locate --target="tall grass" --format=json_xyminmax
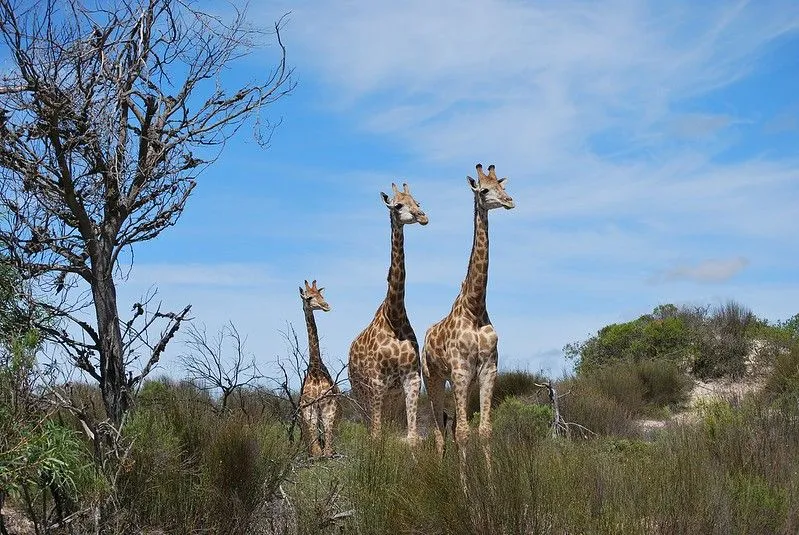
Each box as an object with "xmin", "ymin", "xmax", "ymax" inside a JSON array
[
  {"xmin": 113, "ymin": 378, "xmax": 299, "ymax": 533},
  {"xmin": 288, "ymin": 393, "xmax": 799, "ymax": 534}
]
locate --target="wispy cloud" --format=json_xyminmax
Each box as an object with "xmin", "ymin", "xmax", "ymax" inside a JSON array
[
  {"xmin": 127, "ymin": 1, "xmax": 799, "ymax": 378},
  {"xmin": 651, "ymin": 257, "xmax": 751, "ymax": 284}
]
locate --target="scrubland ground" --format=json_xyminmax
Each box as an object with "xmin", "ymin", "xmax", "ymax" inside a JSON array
[{"xmin": 3, "ymin": 303, "xmax": 799, "ymax": 534}]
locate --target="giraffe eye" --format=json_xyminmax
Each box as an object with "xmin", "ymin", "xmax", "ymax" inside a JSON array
[
  {"xmin": 480, "ymin": 188, "xmax": 489, "ymax": 195},
  {"xmin": 394, "ymin": 203, "xmax": 404, "ymax": 210}
]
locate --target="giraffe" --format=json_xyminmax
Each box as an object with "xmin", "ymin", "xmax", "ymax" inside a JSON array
[
  {"xmin": 348, "ymin": 182, "xmax": 428, "ymax": 445},
  {"xmin": 421, "ymin": 163, "xmax": 515, "ymax": 458},
  {"xmin": 298, "ymin": 279, "xmax": 340, "ymax": 458}
]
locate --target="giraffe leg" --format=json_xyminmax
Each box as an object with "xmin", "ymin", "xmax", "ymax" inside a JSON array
[
  {"xmin": 423, "ymin": 371, "xmax": 447, "ymax": 457},
  {"xmin": 401, "ymin": 372, "xmax": 421, "ymax": 446},
  {"xmin": 478, "ymin": 355, "xmax": 498, "ymax": 464},
  {"xmin": 301, "ymin": 402, "xmax": 322, "ymax": 457},
  {"xmin": 320, "ymin": 397, "xmax": 338, "ymax": 457},
  {"xmin": 451, "ymin": 371, "xmax": 472, "ymax": 461},
  {"xmin": 369, "ymin": 385, "xmax": 386, "ymax": 440}
]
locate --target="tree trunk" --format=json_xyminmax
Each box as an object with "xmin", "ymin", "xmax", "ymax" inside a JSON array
[{"xmin": 92, "ymin": 261, "xmax": 127, "ymax": 426}]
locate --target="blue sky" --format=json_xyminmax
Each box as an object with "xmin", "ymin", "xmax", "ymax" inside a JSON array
[{"xmin": 117, "ymin": 0, "xmax": 799, "ymax": 382}]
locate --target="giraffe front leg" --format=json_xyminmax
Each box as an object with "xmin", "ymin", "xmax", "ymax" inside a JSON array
[
  {"xmin": 451, "ymin": 371, "xmax": 472, "ymax": 461},
  {"xmin": 301, "ymin": 402, "xmax": 322, "ymax": 457},
  {"xmin": 423, "ymin": 371, "xmax": 447, "ymax": 457},
  {"xmin": 369, "ymin": 384, "xmax": 386, "ymax": 440},
  {"xmin": 401, "ymin": 372, "xmax": 421, "ymax": 446},
  {"xmin": 478, "ymin": 355, "xmax": 498, "ymax": 464},
  {"xmin": 320, "ymin": 398, "xmax": 339, "ymax": 457}
]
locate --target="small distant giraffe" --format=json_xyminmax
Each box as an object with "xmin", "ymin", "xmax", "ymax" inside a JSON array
[
  {"xmin": 298, "ymin": 279, "xmax": 340, "ymax": 457},
  {"xmin": 422, "ymin": 164, "xmax": 515, "ymax": 457},
  {"xmin": 348, "ymin": 183, "xmax": 428, "ymax": 444}
]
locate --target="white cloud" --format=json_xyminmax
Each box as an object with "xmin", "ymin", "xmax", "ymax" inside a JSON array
[
  {"xmin": 652, "ymin": 257, "xmax": 751, "ymax": 284},
  {"xmin": 129, "ymin": 0, "xmax": 799, "ymax": 380}
]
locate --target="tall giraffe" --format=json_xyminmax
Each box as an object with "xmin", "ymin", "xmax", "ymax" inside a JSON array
[
  {"xmin": 298, "ymin": 279, "xmax": 339, "ymax": 457},
  {"xmin": 348, "ymin": 183, "xmax": 428, "ymax": 444},
  {"xmin": 422, "ymin": 164, "xmax": 515, "ymax": 457}
]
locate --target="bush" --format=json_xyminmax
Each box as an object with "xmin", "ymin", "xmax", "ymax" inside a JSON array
[
  {"xmin": 763, "ymin": 341, "xmax": 799, "ymax": 402},
  {"xmin": 117, "ymin": 380, "xmax": 298, "ymax": 533},
  {"xmin": 558, "ymin": 360, "xmax": 692, "ymax": 434},
  {"xmin": 557, "ymin": 376, "xmax": 636, "ymax": 437},
  {"xmin": 691, "ymin": 301, "xmax": 754, "ymax": 379},
  {"xmin": 565, "ymin": 304, "xmax": 693, "ymax": 373},
  {"xmin": 468, "ymin": 369, "xmax": 548, "ymax": 417},
  {"xmin": 492, "ymin": 397, "xmax": 553, "ymax": 444}
]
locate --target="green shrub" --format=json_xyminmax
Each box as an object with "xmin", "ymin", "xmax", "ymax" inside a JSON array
[
  {"xmin": 635, "ymin": 359, "xmax": 692, "ymax": 410},
  {"xmin": 492, "ymin": 397, "xmax": 553, "ymax": 443},
  {"xmin": 557, "ymin": 376, "xmax": 636, "ymax": 437},
  {"xmin": 566, "ymin": 305, "xmax": 693, "ymax": 373},
  {"xmin": 468, "ymin": 369, "xmax": 548, "ymax": 416},
  {"xmin": 763, "ymin": 341, "xmax": 799, "ymax": 401},
  {"xmin": 690, "ymin": 301, "xmax": 754, "ymax": 379},
  {"xmin": 118, "ymin": 380, "xmax": 298, "ymax": 533}
]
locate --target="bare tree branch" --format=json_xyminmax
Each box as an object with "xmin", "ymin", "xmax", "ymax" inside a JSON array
[
  {"xmin": 0, "ymin": 0, "xmax": 294, "ymax": 425},
  {"xmin": 179, "ymin": 320, "xmax": 264, "ymax": 410}
]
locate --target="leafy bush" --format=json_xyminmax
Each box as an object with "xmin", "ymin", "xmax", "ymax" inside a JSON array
[
  {"xmin": 492, "ymin": 397, "xmax": 553, "ymax": 444},
  {"xmin": 567, "ymin": 301, "xmax": 764, "ymax": 380},
  {"xmin": 565, "ymin": 304, "xmax": 693, "ymax": 373},
  {"xmin": 557, "ymin": 360, "xmax": 691, "ymax": 435},
  {"xmin": 117, "ymin": 380, "xmax": 298, "ymax": 533},
  {"xmin": 468, "ymin": 369, "xmax": 548, "ymax": 416},
  {"xmin": 690, "ymin": 301, "xmax": 754, "ymax": 379},
  {"xmin": 763, "ymin": 341, "xmax": 799, "ymax": 402},
  {"xmin": 557, "ymin": 376, "xmax": 636, "ymax": 437}
]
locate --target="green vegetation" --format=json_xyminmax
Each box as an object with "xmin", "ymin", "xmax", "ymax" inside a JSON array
[{"xmin": 4, "ymin": 295, "xmax": 799, "ymax": 533}]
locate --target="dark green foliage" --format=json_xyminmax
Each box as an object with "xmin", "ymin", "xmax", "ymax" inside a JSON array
[
  {"xmin": 565, "ymin": 304, "xmax": 693, "ymax": 373},
  {"xmin": 763, "ymin": 340, "xmax": 799, "ymax": 403},
  {"xmin": 287, "ymin": 393, "xmax": 799, "ymax": 535},
  {"xmin": 491, "ymin": 397, "xmax": 553, "ymax": 444},
  {"xmin": 117, "ymin": 379, "xmax": 298, "ymax": 533},
  {"xmin": 1, "ymin": 261, "xmax": 95, "ymax": 533},
  {"xmin": 691, "ymin": 301, "xmax": 754, "ymax": 379},
  {"xmin": 567, "ymin": 301, "xmax": 763, "ymax": 380}
]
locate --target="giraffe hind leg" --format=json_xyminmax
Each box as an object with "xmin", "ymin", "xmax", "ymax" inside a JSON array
[{"xmin": 424, "ymin": 372, "xmax": 447, "ymax": 457}]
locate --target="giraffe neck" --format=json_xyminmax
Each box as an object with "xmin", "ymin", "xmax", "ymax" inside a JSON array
[
  {"xmin": 303, "ymin": 304, "xmax": 323, "ymax": 370},
  {"xmin": 384, "ymin": 213, "xmax": 407, "ymax": 320},
  {"xmin": 460, "ymin": 196, "xmax": 489, "ymax": 317}
]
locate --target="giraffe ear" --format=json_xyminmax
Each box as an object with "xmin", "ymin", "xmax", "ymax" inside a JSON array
[
  {"xmin": 298, "ymin": 286, "xmax": 305, "ymax": 297},
  {"xmin": 467, "ymin": 176, "xmax": 479, "ymax": 191},
  {"xmin": 317, "ymin": 287, "xmax": 325, "ymax": 293},
  {"xmin": 380, "ymin": 192, "xmax": 391, "ymax": 206},
  {"xmin": 497, "ymin": 177, "xmax": 507, "ymax": 184}
]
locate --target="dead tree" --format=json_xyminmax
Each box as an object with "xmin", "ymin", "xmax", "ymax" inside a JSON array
[
  {"xmin": 536, "ymin": 381, "xmax": 596, "ymax": 440},
  {"xmin": 0, "ymin": 0, "xmax": 294, "ymax": 426},
  {"xmin": 180, "ymin": 321, "xmax": 264, "ymax": 410}
]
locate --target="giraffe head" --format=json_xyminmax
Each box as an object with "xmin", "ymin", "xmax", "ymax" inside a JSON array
[
  {"xmin": 380, "ymin": 182, "xmax": 429, "ymax": 226},
  {"xmin": 467, "ymin": 164, "xmax": 515, "ymax": 210},
  {"xmin": 299, "ymin": 279, "xmax": 331, "ymax": 312}
]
